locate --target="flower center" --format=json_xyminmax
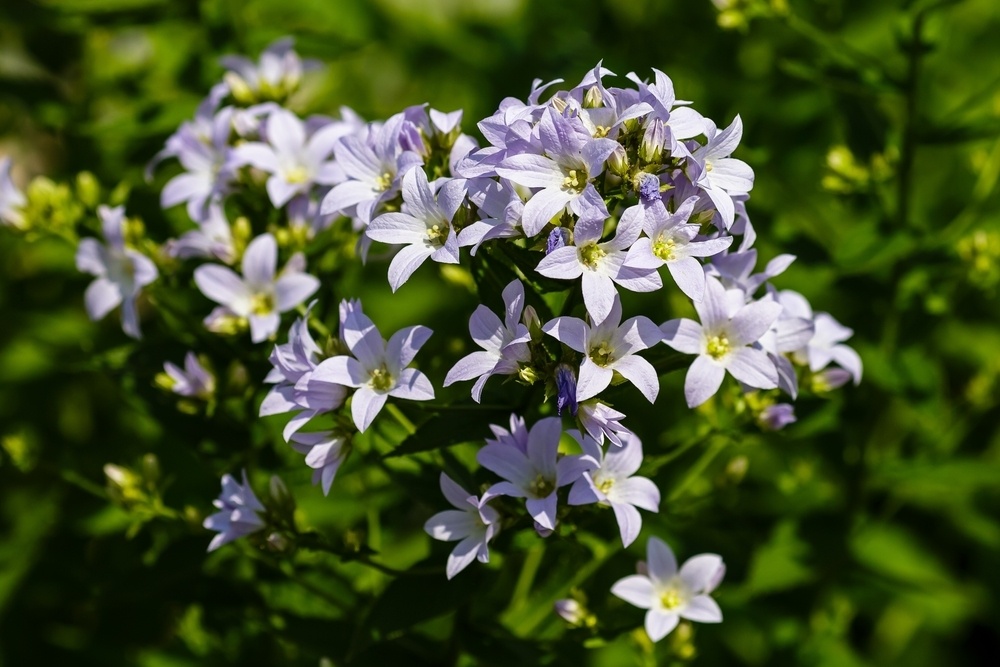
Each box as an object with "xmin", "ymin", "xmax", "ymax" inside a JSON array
[
  {"xmin": 590, "ymin": 341, "xmax": 614, "ymax": 366},
  {"xmin": 706, "ymin": 335, "xmax": 730, "ymax": 360},
  {"xmin": 369, "ymin": 365, "xmax": 394, "ymax": 392},
  {"xmin": 426, "ymin": 222, "xmax": 449, "ymax": 245},
  {"xmin": 284, "ymin": 166, "xmax": 309, "ymax": 184},
  {"xmin": 562, "ymin": 168, "xmax": 586, "ymax": 193},
  {"xmin": 374, "ymin": 171, "xmax": 393, "ymax": 192},
  {"xmin": 660, "ymin": 587, "xmax": 683, "ymax": 610},
  {"xmin": 652, "ymin": 235, "xmax": 677, "ymax": 261},
  {"xmin": 593, "ymin": 126, "xmax": 610, "ymax": 138},
  {"xmin": 597, "ymin": 477, "xmax": 614, "ymax": 494},
  {"xmin": 528, "ymin": 474, "xmax": 556, "ymax": 498},
  {"xmin": 251, "ymin": 292, "xmax": 275, "ymax": 316},
  {"xmin": 705, "ymin": 160, "xmax": 714, "ymax": 173},
  {"xmin": 578, "ymin": 242, "xmax": 606, "ymax": 269}
]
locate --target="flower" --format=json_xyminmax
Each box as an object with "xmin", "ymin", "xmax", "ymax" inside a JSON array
[
  {"xmin": 366, "ymin": 167, "xmax": 464, "ymax": 291},
  {"xmin": 162, "ymin": 352, "xmax": 215, "ymax": 399},
  {"xmin": 795, "ymin": 312, "xmax": 863, "ymax": 385},
  {"xmin": 661, "ymin": 275, "xmax": 782, "ymax": 407},
  {"xmin": 219, "ymin": 37, "xmax": 317, "ymax": 103},
  {"xmin": 232, "ymin": 108, "xmax": 346, "ymax": 207},
  {"xmin": 578, "ymin": 400, "xmax": 633, "ymax": 447},
  {"xmin": 310, "ymin": 300, "xmax": 434, "ymax": 432},
  {"xmin": 443, "ymin": 279, "xmax": 531, "ymax": 401},
  {"xmin": 166, "ymin": 203, "xmax": 236, "ymax": 264},
  {"xmin": 0, "ymin": 157, "xmax": 26, "ymax": 228},
  {"xmin": 687, "ymin": 116, "xmax": 754, "ymax": 229},
  {"xmin": 536, "ymin": 205, "xmax": 661, "ymax": 324},
  {"xmin": 478, "ymin": 416, "xmax": 595, "ymax": 531},
  {"xmin": 289, "ymin": 431, "xmax": 350, "ymax": 495},
  {"xmin": 758, "ymin": 403, "xmax": 796, "ymax": 431},
  {"xmin": 193, "ymin": 233, "xmax": 320, "ymax": 343},
  {"xmin": 543, "ymin": 294, "xmax": 662, "ymax": 403},
  {"xmin": 569, "ymin": 432, "xmax": 659, "ymax": 547},
  {"xmin": 554, "ymin": 364, "xmax": 579, "ymax": 416},
  {"xmin": 611, "ymin": 537, "xmax": 724, "ymax": 642},
  {"xmin": 203, "ymin": 470, "xmax": 267, "ymax": 552},
  {"xmin": 423, "ymin": 473, "xmax": 500, "ymax": 579},
  {"xmin": 158, "ymin": 106, "xmax": 236, "ymax": 224},
  {"xmin": 75, "ymin": 205, "xmax": 159, "ymax": 339}
]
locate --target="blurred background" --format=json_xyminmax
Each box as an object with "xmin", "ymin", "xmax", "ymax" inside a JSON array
[{"xmin": 1, "ymin": 0, "xmax": 1000, "ymax": 665}]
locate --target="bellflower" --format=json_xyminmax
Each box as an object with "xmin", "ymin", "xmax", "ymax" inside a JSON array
[
  {"xmin": 578, "ymin": 399, "xmax": 634, "ymax": 447},
  {"xmin": 0, "ymin": 157, "xmax": 26, "ymax": 228},
  {"xmin": 759, "ymin": 403, "xmax": 796, "ymax": 431},
  {"xmin": 443, "ymin": 279, "xmax": 531, "ymax": 401},
  {"xmin": 543, "ymin": 295, "xmax": 662, "ymax": 403},
  {"xmin": 219, "ymin": 37, "xmax": 316, "ymax": 103},
  {"xmin": 569, "ymin": 432, "xmax": 660, "ymax": 547},
  {"xmin": 194, "ymin": 233, "xmax": 320, "ymax": 343},
  {"xmin": 627, "ymin": 68, "xmax": 706, "ymax": 153},
  {"xmin": 423, "ymin": 473, "xmax": 500, "ymax": 580},
  {"xmin": 536, "ymin": 205, "xmax": 661, "ymax": 324},
  {"xmin": 159, "ymin": 106, "xmax": 236, "ymax": 224},
  {"xmin": 310, "ymin": 300, "xmax": 434, "ymax": 432},
  {"xmin": 233, "ymin": 108, "xmax": 346, "ymax": 207},
  {"xmin": 495, "ymin": 107, "xmax": 618, "ymax": 237},
  {"xmin": 75, "ymin": 205, "xmax": 158, "ymax": 339},
  {"xmin": 661, "ymin": 275, "xmax": 782, "ymax": 408},
  {"xmin": 289, "ymin": 431, "xmax": 350, "ymax": 495},
  {"xmin": 203, "ymin": 470, "xmax": 267, "ymax": 552},
  {"xmin": 626, "ymin": 197, "xmax": 734, "ymax": 301},
  {"xmin": 709, "ymin": 248, "xmax": 795, "ymax": 297},
  {"xmin": 688, "ymin": 116, "xmax": 754, "ymax": 229},
  {"xmin": 797, "ymin": 313, "xmax": 863, "ymax": 385},
  {"xmin": 366, "ymin": 167, "xmax": 463, "ymax": 291},
  {"xmin": 611, "ymin": 537, "xmax": 725, "ymax": 642},
  {"xmin": 163, "ymin": 352, "xmax": 215, "ymax": 399},
  {"xmin": 478, "ymin": 416, "xmax": 595, "ymax": 531},
  {"xmin": 166, "ymin": 203, "xmax": 236, "ymax": 263},
  {"xmin": 555, "ymin": 364, "xmax": 579, "ymax": 416}
]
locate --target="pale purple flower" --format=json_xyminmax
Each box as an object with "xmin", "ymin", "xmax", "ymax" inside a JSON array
[
  {"xmin": 569, "ymin": 432, "xmax": 659, "ymax": 547},
  {"xmin": 219, "ymin": 37, "xmax": 317, "ymax": 102},
  {"xmin": 259, "ymin": 306, "xmax": 348, "ymax": 441},
  {"xmin": 0, "ymin": 157, "xmax": 26, "ymax": 228},
  {"xmin": 626, "ymin": 197, "xmax": 733, "ymax": 301},
  {"xmin": 159, "ymin": 106, "xmax": 236, "ymax": 224},
  {"xmin": 456, "ymin": 178, "xmax": 523, "ymax": 253},
  {"xmin": 578, "ymin": 400, "xmax": 633, "ymax": 447},
  {"xmin": 795, "ymin": 312, "xmax": 863, "ymax": 385},
  {"xmin": 194, "ymin": 233, "xmax": 320, "ymax": 343},
  {"xmin": 626, "ymin": 68, "xmax": 706, "ymax": 152},
  {"xmin": 759, "ymin": 403, "xmax": 796, "ymax": 431},
  {"xmin": 320, "ymin": 113, "xmax": 423, "ymax": 224},
  {"xmin": 287, "ymin": 194, "xmax": 335, "ymax": 237},
  {"xmin": 166, "ymin": 203, "xmax": 236, "ymax": 263},
  {"xmin": 709, "ymin": 249, "xmax": 795, "ymax": 297},
  {"xmin": 310, "ymin": 300, "xmax": 434, "ymax": 432},
  {"xmin": 554, "ymin": 599, "xmax": 586, "ymax": 625},
  {"xmin": 75, "ymin": 205, "xmax": 158, "ymax": 339},
  {"xmin": 543, "ymin": 295, "xmax": 662, "ymax": 403},
  {"xmin": 366, "ymin": 167, "xmax": 464, "ymax": 291},
  {"xmin": 813, "ymin": 368, "xmax": 854, "ymax": 391},
  {"xmin": 688, "ymin": 116, "xmax": 754, "ymax": 229},
  {"xmin": 661, "ymin": 275, "xmax": 782, "ymax": 408},
  {"xmin": 203, "ymin": 470, "xmax": 267, "ymax": 552},
  {"xmin": 478, "ymin": 416, "xmax": 595, "ymax": 531},
  {"xmin": 611, "ymin": 537, "xmax": 724, "ymax": 642},
  {"xmin": 637, "ymin": 172, "xmax": 662, "ymax": 204},
  {"xmin": 423, "ymin": 473, "xmax": 500, "ymax": 579},
  {"xmin": 289, "ymin": 431, "xmax": 349, "ymax": 495},
  {"xmin": 444, "ymin": 279, "xmax": 531, "ymax": 401},
  {"xmin": 232, "ymin": 108, "xmax": 345, "ymax": 207},
  {"xmin": 495, "ymin": 107, "xmax": 618, "ymax": 237},
  {"xmin": 536, "ymin": 205, "xmax": 661, "ymax": 324},
  {"xmin": 486, "ymin": 413, "xmax": 529, "ymax": 453},
  {"xmin": 163, "ymin": 352, "xmax": 215, "ymax": 399}
]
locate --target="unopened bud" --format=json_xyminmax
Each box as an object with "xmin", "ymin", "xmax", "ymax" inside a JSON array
[
  {"xmin": 640, "ymin": 119, "xmax": 666, "ymax": 164},
  {"xmin": 583, "ymin": 85, "xmax": 603, "ymax": 109},
  {"xmin": 608, "ymin": 145, "xmax": 629, "ymax": 176}
]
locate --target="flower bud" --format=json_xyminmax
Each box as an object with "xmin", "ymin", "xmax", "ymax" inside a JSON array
[
  {"xmin": 224, "ymin": 72, "xmax": 256, "ymax": 105},
  {"xmin": 583, "ymin": 85, "xmax": 603, "ymax": 109},
  {"xmin": 522, "ymin": 305, "xmax": 542, "ymax": 339},
  {"xmin": 546, "ymin": 227, "xmax": 570, "ymax": 254},
  {"xmin": 636, "ymin": 172, "xmax": 662, "ymax": 203},
  {"xmin": 757, "ymin": 403, "xmax": 796, "ymax": 431},
  {"xmin": 608, "ymin": 145, "xmax": 629, "ymax": 177},
  {"xmin": 554, "ymin": 364, "xmax": 579, "ymax": 416},
  {"xmin": 554, "ymin": 599, "xmax": 586, "ymax": 624},
  {"xmin": 640, "ymin": 119, "xmax": 666, "ymax": 164}
]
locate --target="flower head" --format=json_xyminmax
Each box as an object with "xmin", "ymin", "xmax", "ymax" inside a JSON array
[
  {"xmin": 162, "ymin": 352, "xmax": 215, "ymax": 399},
  {"xmin": 203, "ymin": 470, "xmax": 266, "ymax": 552},
  {"xmin": 289, "ymin": 431, "xmax": 350, "ymax": 495},
  {"xmin": 424, "ymin": 473, "xmax": 500, "ymax": 579}
]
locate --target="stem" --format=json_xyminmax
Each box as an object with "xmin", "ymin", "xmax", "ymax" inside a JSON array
[{"xmin": 667, "ymin": 437, "xmax": 728, "ymax": 503}]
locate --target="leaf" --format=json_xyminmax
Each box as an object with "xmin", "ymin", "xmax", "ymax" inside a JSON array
[{"xmin": 365, "ymin": 567, "xmax": 484, "ymax": 636}]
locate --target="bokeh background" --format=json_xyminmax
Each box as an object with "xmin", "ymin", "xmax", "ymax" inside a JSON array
[{"xmin": 2, "ymin": 0, "xmax": 1000, "ymax": 665}]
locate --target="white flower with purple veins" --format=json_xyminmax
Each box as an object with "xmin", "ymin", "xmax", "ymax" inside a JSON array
[
  {"xmin": 687, "ymin": 115, "xmax": 754, "ymax": 230},
  {"xmin": 232, "ymin": 108, "xmax": 346, "ymax": 207},
  {"xmin": 76, "ymin": 205, "xmax": 159, "ymax": 339},
  {"xmin": 289, "ymin": 431, "xmax": 349, "ymax": 495},
  {"xmin": 194, "ymin": 233, "xmax": 320, "ymax": 343},
  {"xmin": 424, "ymin": 473, "xmax": 500, "ymax": 580},
  {"xmin": 159, "ymin": 106, "xmax": 236, "ymax": 224},
  {"xmin": 661, "ymin": 275, "xmax": 783, "ymax": 408},
  {"xmin": 166, "ymin": 203, "xmax": 236, "ymax": 264},
  {"xmin": 478, "ymin": 416, "xmax": 595, "ymax": 531},
  {"xmin": 366, "ymin": 168, "xmax": 463, "ymax": 291},
  {"xmin": 0, "ymin": 157, "xmax": 26, "ymax": 228},
  {"xmin": 536, "ymin": 205, "xmax": 661, "ymax": 324},
  {"xmin": 543, "ymin": 295, "xmax": 662, "ymax": 403},
  {"xmin": 495, "ymin": 107, "xmax": 618, "ymax": 237},
  {"xmin": 626, "ymin": 197, "xmax": 734, "ymax": 301},
  {"xmin": 310, "ymin": 300, "xmax": 434, "ymax": 432},
  {"xmin": 320, "ymin": 113, "xmax": 423, "ymax": 224},
  {"xmin": 203, "ymin": 470, "xmax": 267, "ymax": 552},
  {"xmin": 444, "ymin": 279, "xmax": 531, "ymax": 402},
  {"xmin": 569, "ymin": 432, "xmax": 660, "ymax": 547},
  {"xmin": 163, "ymin": 352, "xmax": 215, "ymax": 399},
  {"xmin": 611, "ymin": 537, "xmax": 725, "ymax": 642},
  {"xmin": 259, "ymin": 306, "xmax": 348, "ymax": 441}
]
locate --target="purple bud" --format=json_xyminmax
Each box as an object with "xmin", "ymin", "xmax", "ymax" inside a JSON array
[
  {"xmin": 554, "ymin": 599, "xmax": 585, "ymax": 624},
  {"xmin": 398, "ymin": 120, "xmax": 428, "ymax": 158},
  {"xmin": 638, "ymin": 172, "xmax": 662, "ymax": 203},
  {"xmin": 758, "ymin": 403, "xmax": 796, "ymax": 431},
  {"xmin": 546, "ymin": 227, "xmax": 570, "ymax": 254},
  {"xmin": 555, "ymin": 364, "xmax": 578, "ymax": 416},
  {"xmin": 534, "ymin": 520, "xmax": 554, "ymax": 538},
  {"xmin": 640, "ymin": 118, "xmax": 666, "ymax": 163}
]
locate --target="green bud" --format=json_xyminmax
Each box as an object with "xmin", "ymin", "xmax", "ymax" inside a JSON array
[
  {"xmin": 224, "ymin": 72, "xmax": 257, "ymax": 105},
  {"xmin": 75, "ymin": 172, "xmax": 101, "ymax": 208}
]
